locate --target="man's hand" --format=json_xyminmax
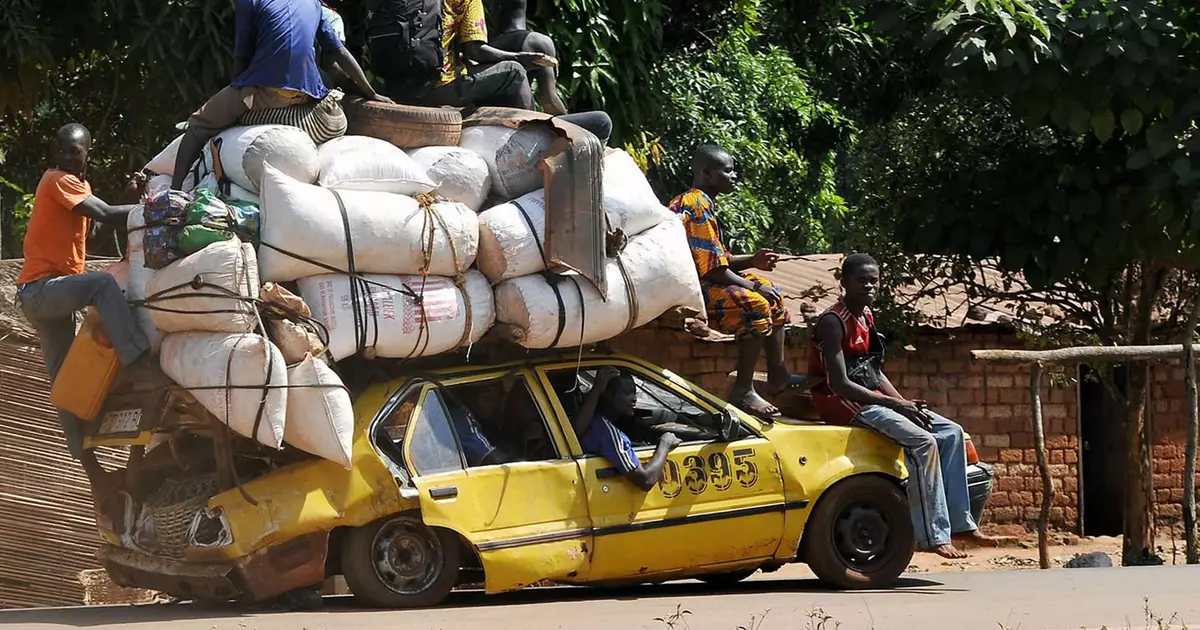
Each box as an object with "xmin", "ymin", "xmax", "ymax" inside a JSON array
[
  {"xmin": 755, "ymin": 282, "xmax": 782, "ymax": 306},
  {"xmin": 515, "ymin": 52, "xmax": 553, "ymax": 68},
  {"xmin": 123, "ymin": 171, "xmax": 149, "ymax": 201},
  {"xmin": 659, "ymin": 432, "xmax": 683, "ymax": 450},
  {"xmin": 751, "ymin": 248, "xmax": 780, "ymax": 272},
  {"xmin": 595, "ymin": 366, "xmax": 621, "ymax": 389},
  {"xmin": 892, "ymin": 398, "xmax": 934, "ymax": 431}
]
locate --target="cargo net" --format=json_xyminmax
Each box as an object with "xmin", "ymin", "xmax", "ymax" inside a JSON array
[{"xmin": 135, "ymin": 474, "xmax": 219, "ymax": 559}]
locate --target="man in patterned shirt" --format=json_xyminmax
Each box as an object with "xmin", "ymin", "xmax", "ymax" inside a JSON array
[{"xmin": 669, "ymin": 146, "xmax": 803, "ymax": 420}]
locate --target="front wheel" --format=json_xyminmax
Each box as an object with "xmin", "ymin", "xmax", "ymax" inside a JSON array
[
  {"xmin": 802, "ymin": 475, "xmax": 914, "ymax": 590},
  {"xmin": 341, "ymin": 514, "xmax": 461, "ymax": 608}
]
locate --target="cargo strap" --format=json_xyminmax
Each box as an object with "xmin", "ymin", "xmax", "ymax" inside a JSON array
[
  {"xmin": 333, "ymin": 189, "xmax": 380, "ymax": 358},
  {"xmin": 615, "ymin": 255, "xmax": 639, "ymax": 335},
  {"xmin": 513, "ymin": 198, "xmax": 573, "ymax": 348}
]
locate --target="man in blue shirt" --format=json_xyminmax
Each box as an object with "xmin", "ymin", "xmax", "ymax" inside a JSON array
[
  {"xmin": 572, "ymin": 367, "xmax": 681, "ymax": 491},
  {"xmin": 170, "ymin": 0, "xmax": 390, "ymax": 190}
]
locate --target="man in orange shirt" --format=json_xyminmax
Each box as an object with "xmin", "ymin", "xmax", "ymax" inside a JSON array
[{"xmin": 16, "ymin": 123, "xmax": 150, "ymax": 467}]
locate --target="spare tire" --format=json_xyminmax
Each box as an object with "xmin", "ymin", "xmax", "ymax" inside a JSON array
[{"xmin": 344, "ymin": 99, "xmax": 462, "ymax": 149}]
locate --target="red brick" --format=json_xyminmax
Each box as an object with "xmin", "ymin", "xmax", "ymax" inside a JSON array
[
  {"xmin": 939, "ymin": 360, "xmax": 968, "ymax": 374},
  {"xmin": 990, "ymin": 405, "xmax": 1015, "ymax": 419},
  {"xmin": 1000, "ymin": 388, "xmax": 1029, "ymax": 404},
  {"xmin": 1050, "ymin": 450, "xmax": 1064, "ymax": 464},
  {"xmin": 983, "ymin": 434, "xmax": 1010, "ymax": 448},
  {"xmin": 991, "ymin": 507, "xmax": 1020, "ymax": 522},
  {"xmin": 668, "ymin": 342, "xmax": 694, "ymax": 359},
  {"xmin": 937, "ymin": 405, "xmax": 960, "ymax": 418},
  {"xmin": 962, "ymin": 376, "xmax": 984, "ymax": 389},
  {"xmin": 904, "ymin": 374, "xmax": 929, "ymax": 390},
  {"xmin": 988, "ymin": 374, "xmax": 1015, "ymax": 389},
  {"xmin": 1011, "ymin": 433, "xmax": 1034, "ymax": 448},
  {"xmin": 1065, "ymin": 449, "xmax": 1078, "ymax": 464},
  {"xmin": 949, "ymin": 389, "xmax": 975, "ymax": 405},
  {"xmin": 1043, "ymin": 404, "xmax": 1068, "ymax": 419},
  {"xmin": 988, "ymin": 492, "xmax": 1011, "ymax": 507},
  {"xmin": 995, "ymin": 477, "xmax": 1023, "ymax": 492},
  {"xmin": 1013, "ymin": 492, "xmax": 1034, "ymax": 507},
  {"xmin": 1045, "ymin": 435, "xmax": 1071, "ymax": 449},
  {"xmin": 923, "ymin": 390, "xmax": 949, "ymax": 405},
  {"xmin": 959, "ymin": 405, "xmax": 987, "ymax": 419},
  {"xmin": 999, "ymin": 449, "xmax": 1024, "ymax": 463},
  {"xmin": 1024, "ymin": 449, "xmax": 1040, "ymax": 464}
]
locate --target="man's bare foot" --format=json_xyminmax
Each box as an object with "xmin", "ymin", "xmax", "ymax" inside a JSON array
[
  {"xmin": 926, "ymin": 544, "xmax": 969, "ymax": 559},
  {"xmin": 731, "ymin": 388, "xmax": 780, "ymax": 422},
  {"xmin": 953, "ymin": 530, "xmax": 1010, "ymax": 549}
]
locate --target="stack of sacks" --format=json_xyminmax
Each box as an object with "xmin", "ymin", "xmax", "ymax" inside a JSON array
[
  {"xmin": 409, "ymin": 146, "xmax": 492, "ymax": 212},
  {"xmin": 477, "ymin": 149, "xmax": 703, "ymax": 348},
  {"xmin": 459, "ymin": 123, "xmax": 557, "ymax": 201},
  {"xmin": 125, "ymin": 207, "xmax": 164, "ymax": 353}
]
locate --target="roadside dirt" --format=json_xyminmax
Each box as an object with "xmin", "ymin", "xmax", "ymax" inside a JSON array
[{"xmin": 905, "ymin": 530, "xmax": 1195, "ymax": 574}]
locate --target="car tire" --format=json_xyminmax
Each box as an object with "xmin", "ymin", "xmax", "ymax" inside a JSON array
[
  {"xmin": 802, "ymin": 475, "xmax": 915, "ymax": 590},
  {"xmin": 341, "ymin": 513, "xmax": 461, "ymax": 608},
  {"xmin": 344, "ymin": 99, "xmax": 463, "ymax": 148},
  {"xmin": 696, "ymin": 569, "xmax": 757, "ymax": 586}
]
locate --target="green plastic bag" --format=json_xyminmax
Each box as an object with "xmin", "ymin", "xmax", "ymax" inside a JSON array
[{"xmin": 179, "ymin": 189, "xmax": 261, "ymax": 255}]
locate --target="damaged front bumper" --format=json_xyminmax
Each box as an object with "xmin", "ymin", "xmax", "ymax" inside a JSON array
[{"xmin": 98, "ymin": 531, "xmax": 329, "ymax": 603}]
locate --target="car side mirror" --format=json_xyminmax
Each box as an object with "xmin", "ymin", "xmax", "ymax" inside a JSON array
[{"xmin": 717, "ymin": 408, "xmax": 737, "ymax": 442}]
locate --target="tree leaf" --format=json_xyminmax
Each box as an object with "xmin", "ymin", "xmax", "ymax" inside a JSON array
[
  {"xmin": 1091, "ymin": 109, "xmax": 1115, "ymax": 143},
  {"xmin": 1127, "ymin": 148, "xmax": 1154, "ymax": 170},
  {"xmin": 964, "ymin": 0, "xmax": 980, "ymax": 15},
  {"xmin": 1068, "ymin": 103, "xmax": 1092, "ymax": 136},
  {"xmin": 933, "ymin": 10, "xmax": 962, "ymax": 32},
  {"xmin": 1120, "ymin": 108, "xmax": 1144, "ymax": 135},
  {"xmin": 998, "ymin": 10, "xmax": 1018, "ymax": 37},
  {"xmin": 1147, "ymin": 122, "xmax": 1174, "ymax": 158}
]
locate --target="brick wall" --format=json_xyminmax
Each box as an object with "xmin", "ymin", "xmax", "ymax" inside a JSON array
[
  {"xmin": 611, "ymin": 324, "xmax": 1081, "ymax": 531},
  {"xmin": 1150, "ymin": 363, "xmax": 1200, "ymax": 526}
]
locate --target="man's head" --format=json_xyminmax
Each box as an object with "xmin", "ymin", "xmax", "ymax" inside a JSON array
[
  {"xmin": 692, "ymin": 145, "xmax": 737, "ymax": 196},
  {"xmin": 55, "ymin": 123, "xmax": 91, "ymax": 177},
  {"xmin": 600, "ymin": 371, "xmax": 638, "ymax": 418},
  {"xmin": 840, "ymin": 253, "xmax": 880, "ymax": 309}
]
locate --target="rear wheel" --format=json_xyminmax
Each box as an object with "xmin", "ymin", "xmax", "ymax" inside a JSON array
[
  {"xmin": 802, "ymin": 475, "xmax": 914, "ymax": 590},
  {"xmin": 341, "ymin": 514, "xmax": 461, "ymax": 608},
  {"xmin": 696, "ymin": 569, "xmax": 757, "ymax": 586}
]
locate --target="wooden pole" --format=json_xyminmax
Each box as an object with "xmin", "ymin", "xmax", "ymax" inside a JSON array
[
  {"xmin": 1184, "ymin": 295, "xmax": 1200, "ymax": 564},
  {"xmin": 1030, "ymin": 361, "xmax": 1052, "ymax": 569},
  {"xmin": 972, "ymin": 344, "xmax": 1197, "ymax": 365}
]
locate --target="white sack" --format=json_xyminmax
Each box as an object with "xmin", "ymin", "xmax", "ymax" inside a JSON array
[
  {"xmin": 160, "ymin": 332, "xmax": 287, "ymax": 449},
  {"xmin": 144, "ymin": 135, "xmax": 183, "ymax": 177},
  {"xmin": 258, "ymin": 164, "xmax": 478, "ymax": 282},
  {"xmin": 299, "ymin": 270, "xmax": 495, "ymax": 361},
  {"xmin": 195, "ymin": 172, "xmax": 261, "ymax": 206},
  {"xmin": 409, "ymin": 146, "xmax": 491, "ymax": 212},
  {"xmin": 459, "ymin": 124, "xmax": 557, "ymax": 200},
  {"xmin": 146, "ymin": 239, "xmax": 260, "ymax": 334},
  {"xmin": 126, "ymin": 208, "xmax": 163, "ymax": 353},
  {"xmin": 146, "ymin": 174, "xmax": 173, "ymax": 199},
  {"xmin": 203, "ymin": 125, "xmax": 319, "ymax": 193},
  {"xmin": 317, "ymin": 136, "xmax": 436, "ymax": 195},
  {"xmin": 494, "ymin": 219, "xmax": 702, "ymax": 348},
  {"xmin": 285, "ymin": 355, "xmax": 354, "ymax": 468},
  {"xmin": 476, "ymin": 151, "xmax": 675, "ymax": 284}
]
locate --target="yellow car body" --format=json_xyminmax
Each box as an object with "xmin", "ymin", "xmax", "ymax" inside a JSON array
[{"xmin": 97, "ymin": 352, "xmax": 913, "ymax": 606}]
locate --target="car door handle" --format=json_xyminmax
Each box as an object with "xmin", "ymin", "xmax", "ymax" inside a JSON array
[
  {"xmin": 596, "ymin": 468, "xmax": 619, "ymax": 479},
  {"xmin": 429, "ymin": 486, "xmax": 458, "ymax": 499}
]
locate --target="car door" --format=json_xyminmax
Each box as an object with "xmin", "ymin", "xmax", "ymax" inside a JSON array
[
  {"xmin": 537, "ymin": 360, "xmax": 788, "ymax": 581},
  {"xmin": 399, "ymin": 372, "xmax": 593, "ymax": 593}
]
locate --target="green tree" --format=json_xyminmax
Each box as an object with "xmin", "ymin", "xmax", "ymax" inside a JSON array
[{"xmin": 835, "ymin": 0, "xmax": 1200, "ymax": 565}]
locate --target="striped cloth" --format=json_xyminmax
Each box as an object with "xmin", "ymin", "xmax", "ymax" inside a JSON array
[{"xmin": 237, "ymin": 90, "xmax": 347, "ymax": 144}]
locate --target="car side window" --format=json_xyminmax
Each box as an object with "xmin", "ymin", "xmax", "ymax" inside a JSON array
[
  {"xmin": 441, "ymin": 376, "xmax": 560, "ymax": 466},
  {"xmin": 547, "ymin": 366, "xmax": 731, "ymax": 447},
  {"xmin": 408, "ymin": 388, "xmax": 466, "ymax": 476}
]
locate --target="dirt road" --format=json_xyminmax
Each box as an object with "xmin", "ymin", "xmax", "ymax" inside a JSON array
[{"xmin": 3, "ymin": 563, "xmax": 1197, "ymax": 630}]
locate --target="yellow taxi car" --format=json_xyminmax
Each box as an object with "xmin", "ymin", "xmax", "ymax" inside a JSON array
[{"xmin": 96, "ymin": 351, "xmax": 915, "ymax": 607}]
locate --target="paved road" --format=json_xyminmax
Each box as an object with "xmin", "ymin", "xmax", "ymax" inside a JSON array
[{"xmin": 3, "ymin": 565, "xmax": 1197, "ymax": 630}]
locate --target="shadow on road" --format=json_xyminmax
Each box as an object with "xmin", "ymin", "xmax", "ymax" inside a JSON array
[{"xmin": 0, "ymin": 576, "xmax": 956, "ymax": 626}]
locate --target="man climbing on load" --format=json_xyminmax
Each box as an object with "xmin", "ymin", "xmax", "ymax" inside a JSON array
[
  {"xmin": 368, "ymin": 0, "xmax": 554, "ymax": 109},
  {"xmin": 16, "ymin": 123, "xmax": 151, "ymax": 472},
  {"xmin": 572, "ymin": 367, "xmax": 681, "ymax": 491},
  {"xmin": 170, "ymin": 0, "xmax": 388, "ymax": 190},
  {"xmin": 808, "ymin": 253, "xmax": 1003, "ymax": 558},
  {"xmin": 488, "ymin": 0, "xmax": 569, "ymax": 115},
  {"xmin": 669, "ymin": 145, "xmax": 805, "ymax": 421}
]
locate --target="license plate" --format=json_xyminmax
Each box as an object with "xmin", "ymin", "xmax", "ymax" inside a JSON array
[{"xmin": 98, "ymin": 409, "xmax": 143, "ymax": 436}]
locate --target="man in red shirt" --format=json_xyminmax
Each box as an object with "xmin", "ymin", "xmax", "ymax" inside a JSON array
[
  {"xmin": 808, "ymin": 253, "xmax": 998, "ymax": 558},
  {"xmin": 16, "ymin": 123, "xmax": 150, "ymax": 468}
]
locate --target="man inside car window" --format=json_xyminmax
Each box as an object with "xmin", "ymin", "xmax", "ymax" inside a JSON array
[{"xmin": 572, "ymin": 367, "xmax": 681, "ymax": 491}]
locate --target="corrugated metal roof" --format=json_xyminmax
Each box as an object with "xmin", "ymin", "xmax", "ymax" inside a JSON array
[{"xmin": 758, "ymin": 254, "xmax": 1028, "ymax": 330}]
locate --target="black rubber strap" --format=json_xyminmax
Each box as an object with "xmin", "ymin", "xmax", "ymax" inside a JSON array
[
  {"xmin": 542, "ymin": 272, "xmax": 569, "ymax": 349},
  {"xmin": 513, "ymin": 199, "xmax": 549, "ymax": 266}
]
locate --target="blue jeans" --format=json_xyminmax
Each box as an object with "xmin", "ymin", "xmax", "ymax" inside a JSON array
[{"xmin": 852, "ymin": 405, "xmax": 977, "ymax": 549}]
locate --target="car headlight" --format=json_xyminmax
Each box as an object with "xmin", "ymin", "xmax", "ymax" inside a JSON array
[{"xmin": 188, "ymin": 506, "xmax": 233, "ymax": 548}]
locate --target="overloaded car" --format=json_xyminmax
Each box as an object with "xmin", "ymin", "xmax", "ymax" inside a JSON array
[{"xmin": 91, "ymin": 350, "xmax": 989, "ymax": 607}]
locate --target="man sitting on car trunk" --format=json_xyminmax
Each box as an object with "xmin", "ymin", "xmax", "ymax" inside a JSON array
[
  {"xmin": 808, "ymin": 253, "xmax": 1001, "ymax": 559},
  {"xmin": 572, "ymin": 367, "xmax": 681, "ymax": 491}
]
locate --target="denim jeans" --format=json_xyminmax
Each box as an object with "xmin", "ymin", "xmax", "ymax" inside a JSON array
[
  {"xmin": 852, "ymin": 405, "xmax": 977, "ymax": 549},
  {"xmin": 18, "ymin": 273, "xmax": 150, "ymax": 459}
]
